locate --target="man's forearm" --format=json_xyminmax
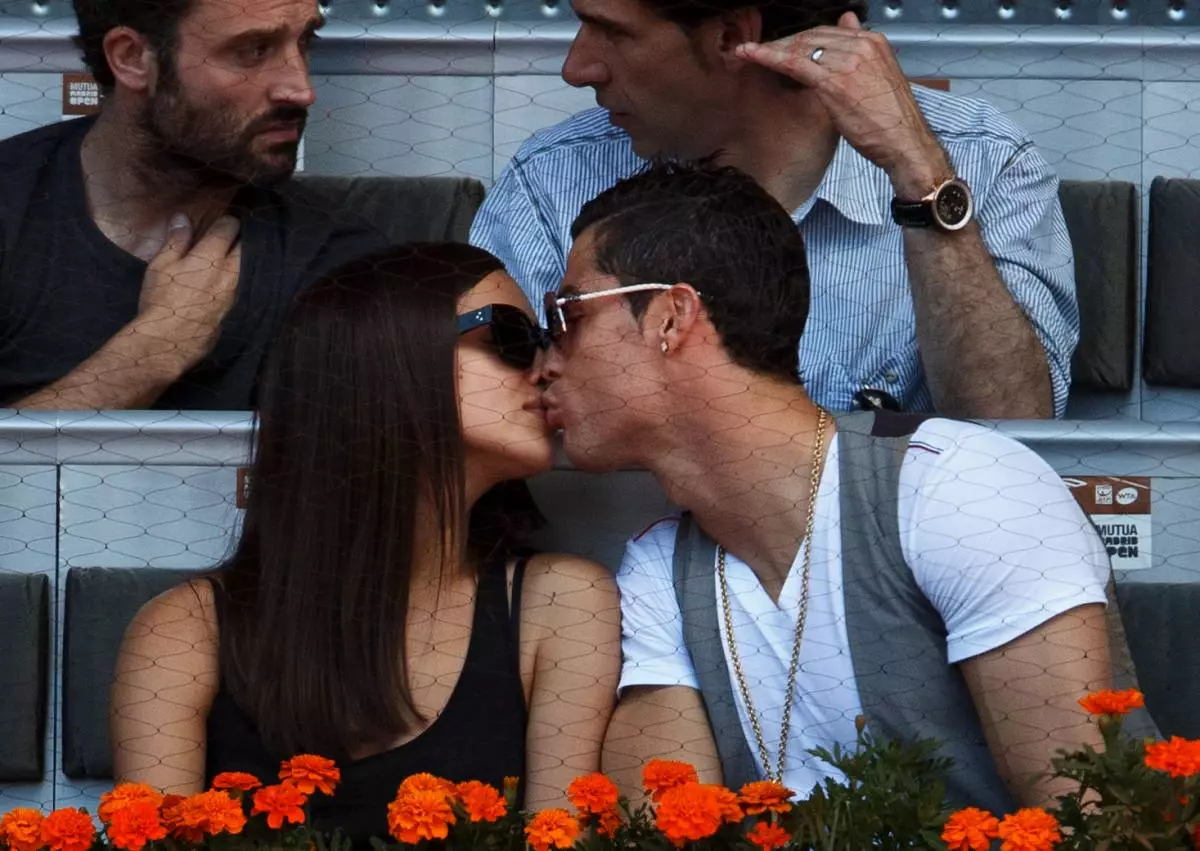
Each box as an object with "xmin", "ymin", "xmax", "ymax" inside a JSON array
[
  {"xmin": 16, "ymin": 319, "xmax": 198, "ymax": 410},
  {"xmin": 887, "ymin": 140, "xmax": 1056, "ymax": 420},
  {"xmin": 904, "ymin": 223, "xmax": 1054, "ymax": 419},
  {"xmin": 602, "ymin": 686, "xmax": 722, "ymax": 803}
]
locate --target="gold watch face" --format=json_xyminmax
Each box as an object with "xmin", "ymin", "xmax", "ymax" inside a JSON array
[{"xmin": 934, "ymin": 181, "xmax": 972, "ymax": 230}]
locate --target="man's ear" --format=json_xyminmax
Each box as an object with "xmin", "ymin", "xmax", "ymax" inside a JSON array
[
  {"xmin": 651, "ymin": 283, "xmax": 705, "ymax": 354},
  {"xmin": 715, "ymin": 7, "xmax": 764, "ymax": 69},
  {"xmin": 103, "ymin": 27, "xmax": 159, "ymax": 94}
]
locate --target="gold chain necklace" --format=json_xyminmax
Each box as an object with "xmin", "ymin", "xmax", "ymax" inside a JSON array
[{"xmin": 717, "ymin": 408, "xmax": 829, "ymax": 784}]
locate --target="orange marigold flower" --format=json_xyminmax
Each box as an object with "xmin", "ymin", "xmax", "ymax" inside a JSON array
[
  {"xmin": 656, "ymin": 783, "xmax": 739, "ymax": 847},
  {"xmin": 997, "ymin": 808, "xmax": 1061, "ymax": 851},
  {"xmin": 455, "ymin": 781, "xmax": 507, "ymax": 823},
  {"xmin": 211, "ymin": 772, "xmax": 263, "ymax": 793},
  {"xmin": 642, "ymin": 760, "xmax": 700, "ymax": 803},
  {"xmin": 597, "ymin": 809, "xmax": 622, "ymax": 838},
  {"xmin": 388, "ymin": 789, "xmax": 457, "ymax": 844},
  {"xmin": 525, "ymin": 809, "xmax": 581, "ymax": 851},
  {"xmin": 106, "ymin": 800, "xmax": 167, "ymax": 851},
  {"xmin": 279, "ymin": 755, "xmax": 340, "ymax": 796},
  {"xmin": 398, "ymin": 773, "xmax": 457, "ymax": 801},
  {"xmin": 1078, "ymin": 689, "xmax": 1145, "ymax": 717},
  {"xmin": 98, "ymin": 783, "xmax": 163, "ymax": 824},
  {"xmin": 942, "ymin": 808, "xmax": 1001, "ymax": 851},
  {"xmin": 738, "ymin": 781, "xmax": 794, "ymax": 816},
  {"xmin": 252, "ymin": 783, "xmax": 309, "ymax": 830},
  {"xmin": 747, "ymin": 821, "xmax": 790, "ymax": 851},
  {"xmin": 168, "ymin": 790, "xmax": 247, "ymax": 842},
  {"xmin": 568, "ymin": 773, "xmax": 620, "ymax": 817},
  {"xmin": 159, "ymin": 795, "xmax": 184, "ymax": 838},
  {"xmin": 1145, "ymin": 738, "xmax": 1200, "ymax": 779},
  {"xmin": 717, "ymin": 788, "xmax": 743, "ymax": 824},
  {"xmin": 1, "ymin": 807, "xmax": 45, "ymax": 851},
  {"xmin": 200, "ymin": 789, "xmax": 248, "ymax": 836},
  {"xmin": 39, "ymin": 808, "xmax": 96, "ymax": 851}
]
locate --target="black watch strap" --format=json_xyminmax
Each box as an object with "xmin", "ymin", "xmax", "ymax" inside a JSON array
[{"xmin": 890, "ymin": 198, "xmax": 935, "ymax": 228}]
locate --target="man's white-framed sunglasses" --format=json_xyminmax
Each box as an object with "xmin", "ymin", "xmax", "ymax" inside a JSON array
[{"xmin": 543, "ymin": 283, "xmax": 675, "ymax": 345}]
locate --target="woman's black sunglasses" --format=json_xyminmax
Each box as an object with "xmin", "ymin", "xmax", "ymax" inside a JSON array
[{"xmin": 457, "ymin": 303, "xmax": 550, "ymax": 371}]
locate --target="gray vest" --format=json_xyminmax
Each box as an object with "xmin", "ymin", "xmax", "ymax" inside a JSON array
[{"xmin": 672, "ymin": 410, "xmax": 1154, "ymax": 814}]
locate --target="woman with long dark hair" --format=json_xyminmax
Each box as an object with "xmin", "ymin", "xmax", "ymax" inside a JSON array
[{"xmin": 110, "ymin": 243, "xmax": 621, "ymax": 839}]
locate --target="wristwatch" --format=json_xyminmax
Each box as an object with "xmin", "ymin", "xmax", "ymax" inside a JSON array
[{"xmin": 890, "ymin": 177, "xmax": 974, "ymax": 231}]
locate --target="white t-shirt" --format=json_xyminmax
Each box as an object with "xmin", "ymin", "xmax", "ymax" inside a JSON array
[{"xmin": 616, "ymin": 418, "xmax": 1110, "ymax": 795}]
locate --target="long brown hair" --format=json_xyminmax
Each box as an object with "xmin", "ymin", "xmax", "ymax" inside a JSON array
[{"xmin": 217, "ymin": 242, "xmax": 513, "ymax": 759}]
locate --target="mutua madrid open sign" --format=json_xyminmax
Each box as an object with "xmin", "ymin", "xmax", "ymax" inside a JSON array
[{"xmin": 1064, "ymin": 476, "xmax": 1152, "ymax": 571}]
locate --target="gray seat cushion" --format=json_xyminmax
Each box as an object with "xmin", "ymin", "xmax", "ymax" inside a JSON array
[
  {"xmin": 1115, "ymin": 581, "xmax": 1200, "ymax": 738},
  {"xmin": 1144, "ymin": 178, "xmax": 1200, "ymax": 386},
  {"xmin": 0, "ymin": 572, "xmax": 48, "ymax": 780},
  {"xmin": 1058, "ymin": 180, "xmax": 1138, "ymax": 392},
  {"xmin": 62, "ymin": 567, "xmax": 202, "ymax": 779},
  {"xmin": 527, "ymin": 469, "xmax": 674, "ymax": 572},
  {"xmin": 63, "ymin": 534, "xmax": 1193, "ymax": 782},
  {"xmin": 292, "ymin": 175, "xmax": 485, "ymax": 245}
]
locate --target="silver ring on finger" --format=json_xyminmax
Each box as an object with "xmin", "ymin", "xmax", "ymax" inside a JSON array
[{"xmin": 809, "ymin": 46, "xmax": 825, "ymax": 64}]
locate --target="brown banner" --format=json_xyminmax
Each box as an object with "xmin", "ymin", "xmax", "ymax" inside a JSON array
[
  {"xmin": 62, "ymin": 73, "xmax": 102, "ymax": 116},
  {"xmin": 236, "ymin": 468, "xmax": 252, "ymax": 509},
  {"xmin": 1064, "ymin": 475, "xmax": 1151, "ymax": 515}
]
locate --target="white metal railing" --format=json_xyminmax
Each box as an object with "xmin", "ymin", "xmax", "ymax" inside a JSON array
[
  {"xmin": 0, "ymin": 410, "xmax": 1198, "ymax": 474},
  {"xmin": 4, "ymin": 0, "xmax": 1200, "ymax": 77}
]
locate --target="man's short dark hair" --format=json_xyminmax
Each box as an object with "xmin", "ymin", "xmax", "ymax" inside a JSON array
[
  {"xmin": 73, "ymin": 0, "xmax": 196, "ymax": 91},
  {"xmin": 642, "ymin": 0, "xmax": 868, "ymax": 42},
  {"xmin": 571, "ymin": 161, "xmax": 810, "ymax": 384}
]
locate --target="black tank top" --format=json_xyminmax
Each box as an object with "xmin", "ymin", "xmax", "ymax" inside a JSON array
[{"xmin": 204, "ymin": 554, "xmax": 528, "ymax": 843}]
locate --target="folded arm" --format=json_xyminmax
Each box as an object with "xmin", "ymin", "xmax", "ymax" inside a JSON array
[
  {"xmin": 603, "ymin": 685, "xmax": 722, "ymax": 803},
  {"xmin": 961, "ymin": 603, "xmax": 1109, "ymax": 807}
]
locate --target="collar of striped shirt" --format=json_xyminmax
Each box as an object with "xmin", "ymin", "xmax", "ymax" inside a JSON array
[{"xmin": 797, "ymin": 135, "xmax": 894, "ymax": 227}]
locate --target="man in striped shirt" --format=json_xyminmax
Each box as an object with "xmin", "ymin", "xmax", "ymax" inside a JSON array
[{"xmin": 471, "ymin": 0, "xmax": 1078, "ymax": 419}]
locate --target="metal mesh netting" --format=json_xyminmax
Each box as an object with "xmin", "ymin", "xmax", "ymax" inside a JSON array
[{"xmin": 0, "ymin": 0, "xmax": 1197, "ymax": 837}]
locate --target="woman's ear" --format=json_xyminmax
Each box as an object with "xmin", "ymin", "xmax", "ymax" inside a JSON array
[{"xmin": 103, "ymin": 27, "xmax": 159, "ymax": 94}]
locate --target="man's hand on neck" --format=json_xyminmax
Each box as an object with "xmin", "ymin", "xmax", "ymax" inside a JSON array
[{"xmin": 80, "ymin": 110, "xmax": 240, "ymax": 262}]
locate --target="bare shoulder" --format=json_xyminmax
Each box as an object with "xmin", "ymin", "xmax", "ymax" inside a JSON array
[
  {"xmin": 520, "ymin": 552, "xmax": 619, "ymax": 629},
  {"xmin": 523, "ymin": 552, "xmax": 618, "ymax": 599},
  {"xmin": 122, "ymin": 578, "xmax": 219, "ymax": 654},
  {"xmin": 111, "ymin": 579, "xmax": 221, "ymax": 769}
]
